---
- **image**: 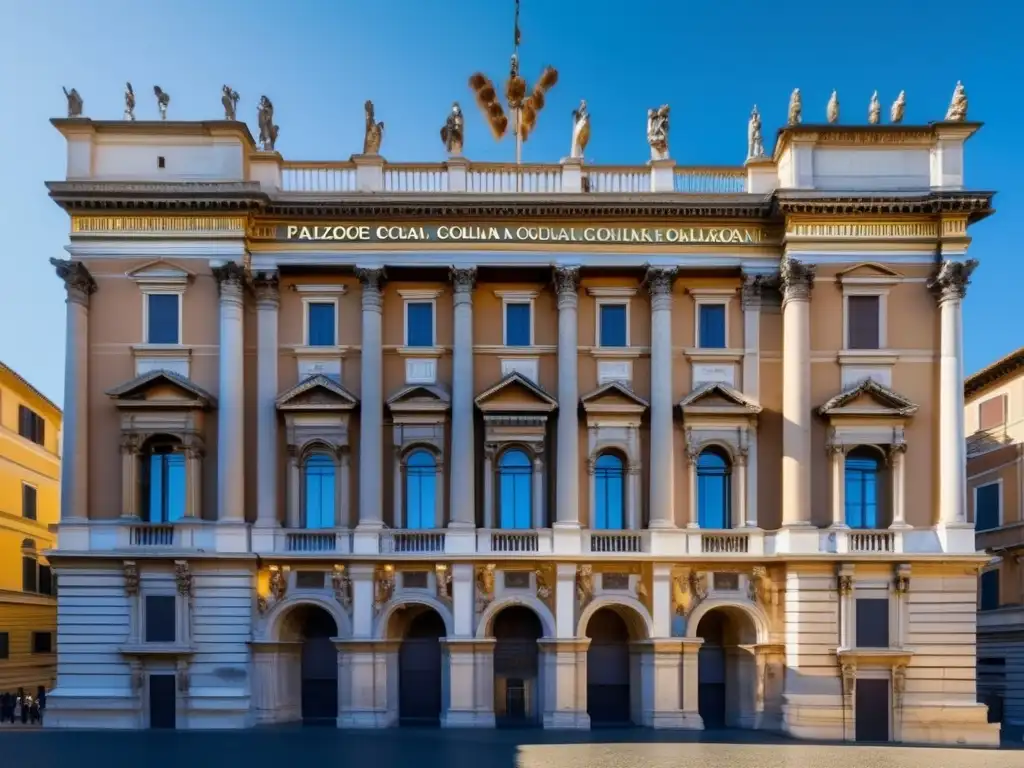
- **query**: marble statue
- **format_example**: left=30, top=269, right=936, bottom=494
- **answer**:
left=570, top=99, right=590, bottom=159
left=257, top=95, right=279, bottom=151
left=124, top=82, right=136, bottom=121
left=63, top=87, right=83, bottom=118
left=440, top=102, right=464, bottom=155
left=646, top=104, right=670, bottom=161
left=747, top=105, right=765, bottom=159
left=826, top=90, right=839, bottom=124
left=363, top=100, right=384, bottom=155
left=868, top=91, right=881, bottom=125
left=153, top=86, right=170, bottom=120
left=787, top=88, right=801, bottom=125
left=945, top=81, right=968, bottom=121
left=890, top=90, right=906, bottom=123
left=221, top=85, right=239, bottom=120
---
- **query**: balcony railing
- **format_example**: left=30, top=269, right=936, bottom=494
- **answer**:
left=380, top=530, right=446, bottom=554
left=699, top=531, right=751, bottom=555
left=129, top=524, right=174, bottom=548
left=587, top=531, right=646, bottom=554
left=846, top=530, right=897, bottom=553
left=285, top=531, right=348, bottom=553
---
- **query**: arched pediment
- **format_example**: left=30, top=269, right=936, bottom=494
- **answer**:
left=277, top=375, right=359, bottom=412
left=475, top=371, right=557, bottom=414
left=818, top=377, right=918, bottom=418
left=106, top=369, right=215, bottom=410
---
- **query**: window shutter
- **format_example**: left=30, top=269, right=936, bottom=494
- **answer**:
left=848, top=295, right=880, bottom=350
left=978, top=396, right=1007, bottom=431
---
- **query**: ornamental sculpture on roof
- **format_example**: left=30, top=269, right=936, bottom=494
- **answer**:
left=868, top=91, right=881, bottom=125
left=440, top=101, right=464, bottom=156
left=945, top=81, right=968, bottom=121
left=221, top=85, right=240, bottom=121
left=363, top=100, right=384, bottom=155
left=826, top=90, right=839, bottom=124
left=570, top=99, right=590, bottom=160
left=890, top=90, right=906, bottom=123
left=123, top=82, right=135, bottom=121
left=747, top=105, right=764, bottom=160
left=257, top=95, right=279, bottom=151
left=646, top=104, right=670, bottom=161
left=153, top=86, right=170, bottom=120
left=63, top=87, right=83, bottom=118
left=787, top=88, right=802, bottom=125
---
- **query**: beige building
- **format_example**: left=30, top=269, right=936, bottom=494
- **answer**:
left=42, top=86, right=997, bottom=744
left=966, top=347, right=1024, bottom=734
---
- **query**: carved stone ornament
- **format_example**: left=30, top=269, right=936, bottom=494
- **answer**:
left=476, top=564, right=496, bottom=613
left=570, top=99, right=590, bottom=160
left=689, top=571, right=708, bottom=605
left=893, top=663, right=907, bottom=697
left=363, top=100, right=385, bottom=155
left=894, top=564, right=911, bottom=594
left=778, top=255, right=815, bottom=302
left=123, top=560, right=140, bottom=596
left=741, top=273, right=765, bottom=308
left=868, top=91, right=881, bottom=125
left=684, top=427, right=700, bottom=466
left=212, top=262, right=248, bottom=296
left=890, top=91, right=906, bottom=124
left=535, top=566, right=552, bottom=601
left=153, top=85, right=170, bottom=120
left=51, top=258, right=97, bottom=305
left=221, top=85, right=240, bottom=121
left=826, top=90, right=839, bottom=124
left=124, top=81, right=136, bottom=121
left=450, top=266, right=477, bottom=294
left=440, top=102, right=464, bottom=155
left=645, top=266, right=677, bottom=296
left=746, top=105, right=765, bottom=160
left=63, top=86, right=84, bottom=118
left=253, top=272, right=280, bottom=306
left=837, top=574, right=853, bottom=596
left=928, top=259, right=978, bottom=303
left=332, top=566, right=352, bottom=610
left=373, top=567, right=395, bottom=614
left=841, top=662, right=856, bottom=697
left=174, top=560, right=193, bottom=598
left=748, top=566, right=770, bottom=607
left=787, top=88, right=802, bottom=126
left=257, top=95, right=279, bottom=151
left=435, top=564, right=452, bottom=601
left=646, top=104, right=670, bottom=162
left=634, top=577, right=650, bottom=610
left=576, top=564, right=594, bottom=609
left=671, top=572, right=690, bottom=616
left=269, top=567, right=287, bottom=602
left=945, top=81, right=968, bottom=122
left=553, top=266, right=580, bottom=296
left=356, top=267, right=387, bottom=310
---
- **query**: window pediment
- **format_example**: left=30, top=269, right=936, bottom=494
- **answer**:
left=581, top=381, right=648, bottom=416
left=387, top=384, right=451, bottom=415
left=276, top=375, right=358, bottom=412
left=126, top=260, right=194, bottom=287
left=818, top=378, right=918, bottom=419
left=835, top=261, right=903, bottom=285
left=679, top=382, right=761, bottom=417
left=475, top=371, right=557, bottom=414
left=107, top=369, right=215, bottom=410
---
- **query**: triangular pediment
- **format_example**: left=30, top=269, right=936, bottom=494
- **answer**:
left=107, top=369, right=215, bottom=409
left=679, top=382, right=761, bottom=415
left=126, top=259, right=194, bottom=284
left=276, top=375, right=358, bottom=411
left=581, top=381, right=649, bottom=413
left=387, top=384, right=451, bottom=413
left=475, top=371, right=557, bottom=413
left=836, top=262, right=903, bottom=282
left=818, top=378, right=918, bottom=417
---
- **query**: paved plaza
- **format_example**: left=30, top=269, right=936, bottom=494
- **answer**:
left=0, top=728, right=1020, bottom=768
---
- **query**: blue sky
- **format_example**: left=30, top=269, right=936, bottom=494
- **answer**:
left=1, top=0, right=1021, bottom=406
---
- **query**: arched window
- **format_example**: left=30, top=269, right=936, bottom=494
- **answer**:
left=406, top=449, right=437, bottom=529
left=498, top=449, right=533, bottom=529
left=845, top=446, right=881, bottom=529
left=697, top=447, right=732, bottom=529
left=304, top=452, right=336, bottom=529
left=594, top=452, right=625, bottom=530
left=142, top=436, right=186, bottom=523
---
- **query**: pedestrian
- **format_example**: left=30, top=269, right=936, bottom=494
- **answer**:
left=13, top=695, right=22, bottom=724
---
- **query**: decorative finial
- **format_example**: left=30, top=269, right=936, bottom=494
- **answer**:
left=221, top=85, right=240, bottom=121
left=890, top=90, right=906, bottom=124
left=787, top=88, right=802, bottom=125
left=826, top=90, right=840, bottom=124
left=440, top=102, right=465, bottom=156
left=257, top=95, right=279, bottom=151
left=747, top=105, right=765, bottom=160
left=153, top=86, right=170, bottom=120
left=570, top=99, right=590, bottom=159
left=363, top=100, right=384, bottom=155
left=868, top=91, right=881, bottom=125
left=646, top=105, right=670, bottom=161
left=945, top=81, right=968, bottom=121
left=124, top=82, right=135, bottom=121
left=62, top=87, right=83, bottom=118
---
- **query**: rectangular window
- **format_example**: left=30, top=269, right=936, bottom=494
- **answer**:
left=145, top=595, right=177, bottom=643
left=855, top=597, right=890, bottom=648
left=31, top=632, right=52, bottom=654
left=975, top=483, right=1000, bottom=532
left=22, top=483, right=37, bottom=520
left=146, top=293, right=180, bottom=344
left=406, top=302, right=434, bottom=347
left=698, top=304, right=727, bottom=348
left=598, top=303, right=627, bottom=347
left=980, top=569, right=1000, bottom=611
left=979, top=396, right=1007, bottom=431
left=23, top=557, right=38, bottom=593
left=306, top=301, right=336, bottom=347
left=38, top=564, right=53, bottom=596
left=0, top=632, right=8, bottom=659
left=18, top=405, right=45, bottom=446
left=504, top=302, right=532, bottom=347
left=847, top=295, right=881, bottom=350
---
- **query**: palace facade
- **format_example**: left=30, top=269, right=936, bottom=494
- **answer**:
left=42, top=98, right=998, bottom=744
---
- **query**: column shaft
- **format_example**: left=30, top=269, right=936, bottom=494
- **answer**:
left=214, top=264, right=247, bottom=521
left=255, top=274, right=280, bottom=527
left=779, top=256, right=814, bottom=526
left=647, top=268, right=677, bottom=528
left=356, top=268, right=385, bottom=527
left=449, top=268, right=476, bottom=527
left=554, top=267, right=581, bottom=527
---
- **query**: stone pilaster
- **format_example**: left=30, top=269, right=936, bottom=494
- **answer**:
left=554, top=267, right=581, bottom=528
left=254, top=273, right=280, bottom=528
left=741, top=274, right=763, bottom=528
left=449, top=268, right=476, bottom=528
left=646, top=267, right=677, bottom=528
left=779, top=255, right=814, bottom=526
left=356, top=268, right=386, bottom=528
left=52, top=258, right=96, bottom=522
left=213, top=263, right=247, bottom=522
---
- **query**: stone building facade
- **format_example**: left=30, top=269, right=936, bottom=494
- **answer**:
left=42, top=103, right=997, bottom=744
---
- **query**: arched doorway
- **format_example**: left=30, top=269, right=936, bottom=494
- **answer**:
left=281, top=604, right=339, bottom=725
left=695, top=607, right=758, bottom=729
left=394, top=607, right=446, bottom=725
left=493, top=606, right=542, bottom=727
left=585, top=608, right=632, bottom=726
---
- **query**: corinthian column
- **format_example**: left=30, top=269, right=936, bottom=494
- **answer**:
left=51, top=258, right=96, bottom=521
left=213, top=263, right=247, bottom=522
left=647, top=267, right=677, bottom=528
left=254, top=273, right=280, bottom=528
left=779, top=255, right=814, bottom=526
left=929, top=259, right=977, bottom=526
left=356, top=267, right=386, bottom=528
left=554, top=267, right=581, bottom=528
left=449, top=268, right=476, bottom=528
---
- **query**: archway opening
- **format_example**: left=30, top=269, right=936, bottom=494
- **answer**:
left=585, top=607, right=634, bottom=726
left=695, top=606, right=758, bottom=729
left=391, top=606, right=446, bottom=726
left=492, top=606, right=543, bottom=727
left=281, top=604, right=339, bottom=725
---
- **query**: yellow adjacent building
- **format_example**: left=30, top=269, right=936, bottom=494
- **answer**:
left=0, top=361, right=61, bottom=693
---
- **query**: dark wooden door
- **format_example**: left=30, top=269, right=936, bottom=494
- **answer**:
left=855, top=678, right=890, bottom=742
left=148, top=674, right=176, bottom=730
left=398, top=611, right=444, bottom=725
left=301, top=635, right=338, bottom=724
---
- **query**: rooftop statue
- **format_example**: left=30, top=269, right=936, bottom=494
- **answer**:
left=363, top=100, right=385, bottom=155
left=787, top=88, right=802, bottom=125
left=257, top=95, right=279, bottom=151
left=868, top=91, right=881, bottom=125
left=826, top=90, right=839, bottom=124
left=222, top=85, right=240, bottom=121
left=63, top=87, right=83, bottom=118
left=646, top=104, right=670, bottom=162
left=890, top=90, right=906, bottom=123
left=945, top=81, right=968, bottom=121
left=570, top=99, right=590, bottom=160
left=747, top=105, right=765, bottom=160
left=153, top=86, right=170, bottom=120
left=440, top=102, right=465, bottom=156
left=124, top=82, right=136, bottom=121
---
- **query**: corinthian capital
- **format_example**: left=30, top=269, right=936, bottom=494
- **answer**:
left=741, top=273, right=766, bottom=309
left=355, top=267, right=386, bottom=311
left=553, top=266, right=580, bottom=309
left=450, top=267, right=477, bottom=294
left=778, top=255, right=815, bottom=302
left=212, top=262, right=248, bottom=297
left=644, top=266, right=677, bottom=296
left=252, top=272, right=280, bottom=307
left=927, top=258, right=978, bottom=303
left=51, top=257, right=97, bottom=306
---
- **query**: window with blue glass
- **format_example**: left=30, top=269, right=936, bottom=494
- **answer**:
left=979, top=569, right=1000, bottom=611
left=498, top=449, right=533, bottom=529
left=406, top=449, right=437, bottom=529
left=594, top=453, right=625, bottom=529
left=504, top=302, right=532, bottom=346
left=307, top=302, right=336, bottom=347
left=697, top=447, right=732, bottom=528
left=406, top=301, right=434, bottom=347
left=143, top=438, right=186, bottom=523
left=698, top=304, right=727, bottom=348
left=598, top=303, right=627, bottom=347
left=146, top=293, right=180, bottom=344
left=844, top=446, right=881, bottom=529
left=975, top=483, right=1001, bottom=532
left=303, top=452, right=336, bottom=529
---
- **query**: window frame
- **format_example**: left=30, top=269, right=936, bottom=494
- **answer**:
left=854, top=597, right=891, bottom=649
left=143, top=593, right=179, bottom=644
left=596, top=299, right=630, bottom=348
left=18, top=405, right=45, bottom=446
left=978, top=395, right=1007, bottom=432
left=0, top=632, right=8, bottom=660
left=696, top=301, right=729, bottom=349
left=141, top=437, right=188, bottom=524
left=979, top=567, right=1000, bottom=611
left=696, top=445, right=733, bottom=529
left=301, top=296, right=340, bottom=348
left=142, top=289, right=184, bottom=346
left=404, top=447, right=439, bottom=530
left=401, top=292, right=439, bottom=348
left=593, top=451, right=625, bottom=530
left=495, top=290, right=537, bottom=348
left=973, top=480, right=1003, bottom=532
left=302, top=449, right=337, bottom=529
left=31, top=631, right=53, bottom=654
left=22, top=481, right=38, bottom=521
left=497, top=446, right=534, bottom=530
left=844, top=445, right=884, bottom=529
left=842, top=286, right=889, bottom=351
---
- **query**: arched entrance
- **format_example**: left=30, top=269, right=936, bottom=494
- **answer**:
left=393, top=606, right=446, bottom=725
left=493, top=606, right=543, bottom=727
left=280, top=604, right=339, bottom=725
left=585, top=608, right=632, bottom=725
left=695, top=606, right=758, bottom=729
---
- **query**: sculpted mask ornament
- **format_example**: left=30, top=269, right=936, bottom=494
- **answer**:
left=476, top=564, right=496, bottom=612
left=890, top=91, right=906, bottom=124
left=868, top=91, right=881, bottom=125
left=174, top=560, right=192, bottom=598
left=535, top=567, right=552, bottom=601
left=124, top=81, right=136, bottom=121
left=646, top=104, right=670, bottom=161
left=123, top=560, right=140, bottom=596
left=373, top=567, right=395, bottom=614
left=570, top=99, right=590, bottom=159
left=221, top=85, right=240, bottom=120
left=576, top=565, right=594, bottom=608
left=841, top=663, right=856, bottom=697
left=945, top=81, right=968, bottom=121
left=257, top=95, right=279, bottom=151
left=927, top=259, right=978, bottom=303
left=63, top=87, right=83, bottom=118
left=332, top=566, right=352, bottom=610
left=689, top=571, right=708, bottom=604
left=269, top=567, right=287, bottom=602
left=826, top=89, right=839, bottom=124
left=894, top=564, right=911, bottom=594
left=435, top=564, right=452, bottom=601
left=153, top=86, right=170, bottom=120
left=837, top=573, right=853, bottom=596
left=363, top=100, right=385, bottom=155
left=787, top=88, right=802, bottom=125
left=440, top=102, right=465, bottom=155
left=746, top=105, right=765, bottom=160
